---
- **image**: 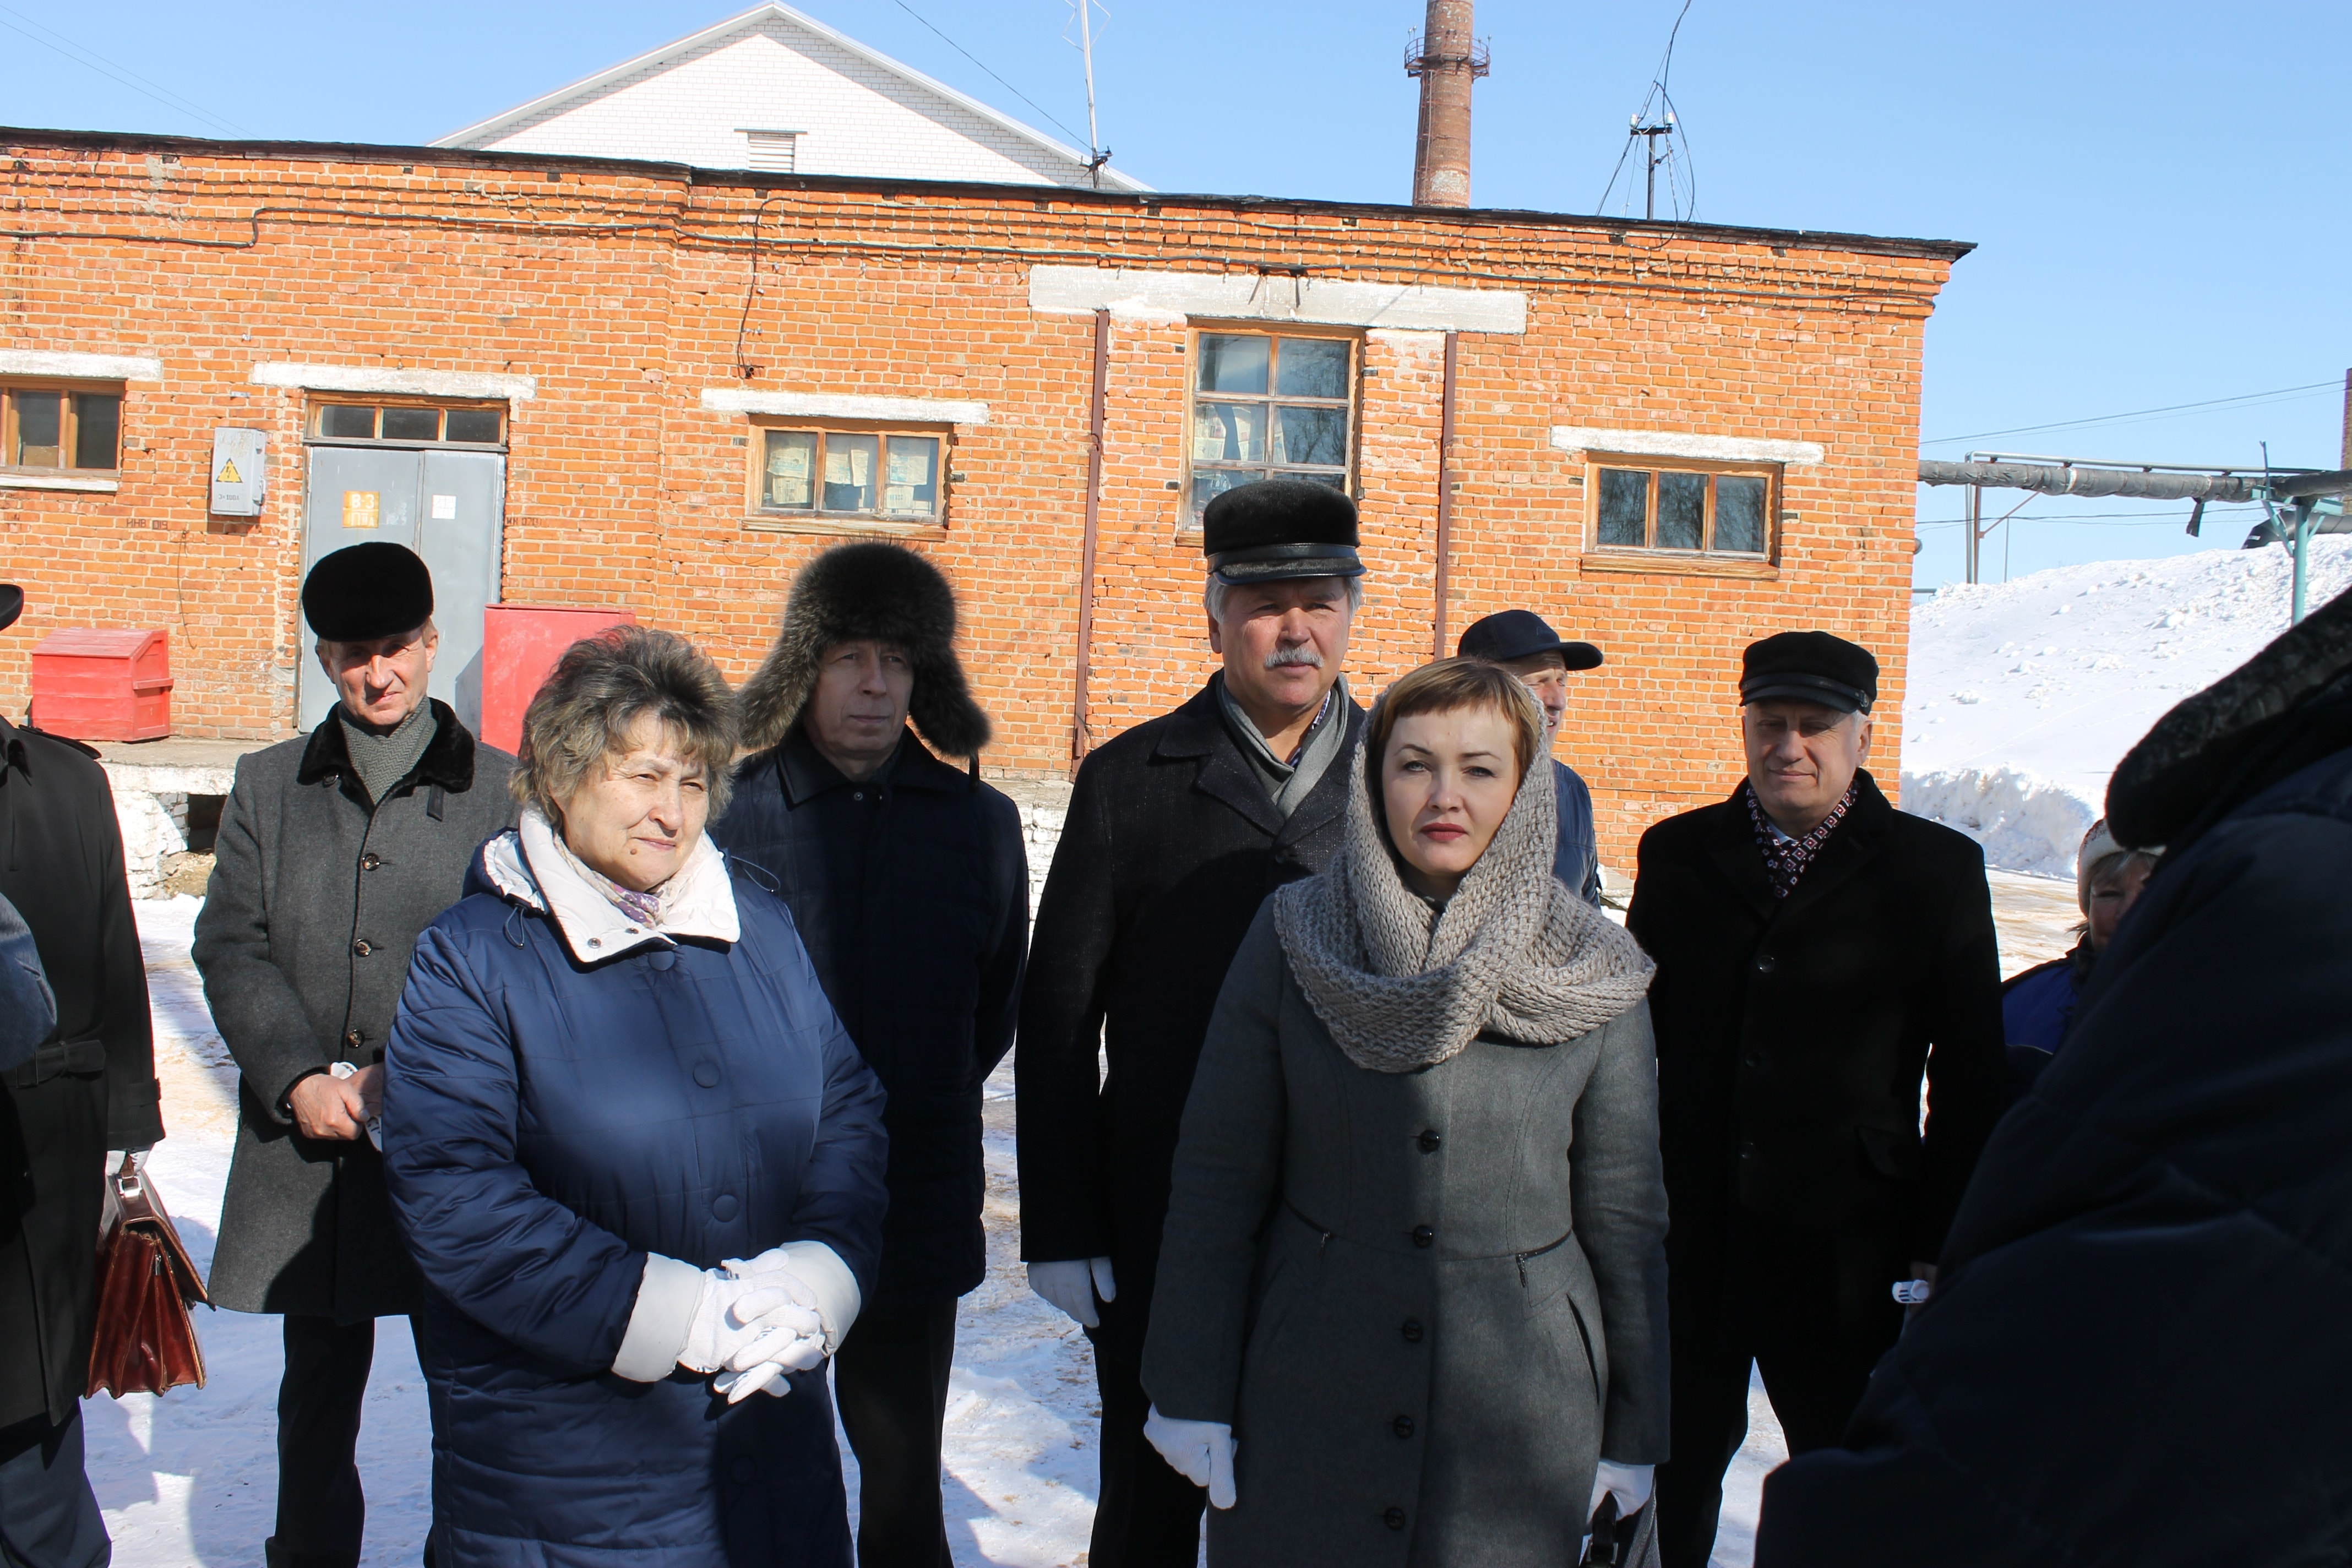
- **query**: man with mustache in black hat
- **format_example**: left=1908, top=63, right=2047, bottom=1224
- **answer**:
left=1017, top=479, right=1369, bottom=1567
left=193, top=543, right=515, bottom=1568
left=1457, top=608, right=1608, bottom=906
left=1625, top=630, right=2008, bottom=1568
left=0, top=582, right=162, bottom=1568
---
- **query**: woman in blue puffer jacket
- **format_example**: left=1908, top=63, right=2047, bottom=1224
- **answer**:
left=383, top=627, right=888, bottom=1568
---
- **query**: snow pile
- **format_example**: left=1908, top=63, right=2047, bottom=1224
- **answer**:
left=1902, top=539, right=2352, bottom=871
left=1898, top=765, right=2094, bottom=879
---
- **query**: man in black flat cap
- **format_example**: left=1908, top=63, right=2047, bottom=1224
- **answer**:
left=0, top=582, right=161, bottom=1568
left=1458, top=608, right=1608, bottom=906
left=1018, top=478, right=1368, bottom=1566
left=1624, top=630, right=2007, bottom=1568
left=194, top=543, right=515, bottom=1568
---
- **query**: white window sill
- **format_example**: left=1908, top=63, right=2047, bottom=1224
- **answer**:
left=1581, top=548, right=1779, bottom=580
left=743, top=514, right=944, bottom=539
left=0, top=471, right=118, bottom=493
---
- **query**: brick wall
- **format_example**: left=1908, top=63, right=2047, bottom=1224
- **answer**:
left=0, top=130, right=1958, bottom=866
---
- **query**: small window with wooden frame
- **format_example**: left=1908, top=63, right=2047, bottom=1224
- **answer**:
left=1583, top=455, right=1778, bottom=572
left=1185, top=328, right=1357, bottom=525
left=745, top=421, right=947, bottom=537
left=305, top=398, right=507, bottom=447
left=2, top=382, right=122, bottom=473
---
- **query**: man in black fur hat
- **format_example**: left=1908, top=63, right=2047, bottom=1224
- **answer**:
left=193, top=543, right=515, bottom=1568
left=714, top=542, right=1029, bottom=1568
left=0, top=581, right=161, bottom=1568
left=1627, top=630, right=2008, bottom=1568
left=1756, top=581, right=2352, bottom=1567
left=1017, top=478, right=1369, bottom=1566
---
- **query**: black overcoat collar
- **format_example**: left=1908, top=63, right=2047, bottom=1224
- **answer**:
left=1702, top=769, right=1894, bottom=928
left=776, top=723, right=967, bottom=809
left=1152, top=678, right=1366, bottom=845
left=296, top=698, right=478, bottom=798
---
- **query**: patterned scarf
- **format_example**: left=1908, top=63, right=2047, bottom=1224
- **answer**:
left=545, top=820, right=665, bottom=925
left=1744, top=780, right=1856, bottom=899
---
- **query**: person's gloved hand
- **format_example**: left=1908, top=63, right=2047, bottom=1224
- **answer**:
left=1027, top=1256, right=1116, bottom=1328
left=1143, top=1404, right=1237, bottom=1510
left=677, top=1270, right=821, bottom=1378
left=1588, top=1460, right=1653, bottom=1520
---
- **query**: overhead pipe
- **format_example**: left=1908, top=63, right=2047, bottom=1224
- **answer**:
left=1918, top=459, right=2263, bottom=502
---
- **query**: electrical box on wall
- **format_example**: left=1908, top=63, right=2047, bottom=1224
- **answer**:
left=210, top=427, right=266, bottom=516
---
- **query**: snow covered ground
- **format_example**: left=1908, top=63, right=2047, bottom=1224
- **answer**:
left=1901, top=538, right=2352, bottom=874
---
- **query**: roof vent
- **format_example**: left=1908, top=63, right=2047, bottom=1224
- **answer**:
left=739, top=129, right=802, bottom=173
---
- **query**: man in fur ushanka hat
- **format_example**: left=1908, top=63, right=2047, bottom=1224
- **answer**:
left=711, top=542, right=1028, bottom=1568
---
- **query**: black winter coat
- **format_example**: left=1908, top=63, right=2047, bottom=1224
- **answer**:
left=712, top=727, right=1028, bottom=1315
left=0, top=717, right=162, bottom=1427
left=194, top=703, right=515, bottom=1321
left=1016, top=678, right=1365, bottom=1366
left=1756, top=649, right=2352, bottom=1567
left=1626, top=771, right=2008, bottom=1282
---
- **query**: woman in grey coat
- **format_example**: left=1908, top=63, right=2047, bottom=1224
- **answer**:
left=1141, top=657, right=1670, bottom=1566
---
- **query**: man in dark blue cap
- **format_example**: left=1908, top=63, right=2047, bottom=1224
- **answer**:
left=1458, top=608, right=1607, bottom=906
left=194, top=543, right=515, bottom=1568
left=1018, top=478, right=1368, bottom=1566
left=1625, top=630, right=2008, bottom=1568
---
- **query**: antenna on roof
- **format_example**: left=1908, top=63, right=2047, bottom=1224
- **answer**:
left=1066, top=0, right=1114, bottom=187
left=1596, top=0, right=1696, bottom=221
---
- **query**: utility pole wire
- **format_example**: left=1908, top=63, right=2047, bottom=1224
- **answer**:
left=1924, top=380, right=2343, bottom=446
left=890, top=0, right=1095, bottom=153
left=0, top=3, right=246, bottom=136
left=1596, top=0, right=1696, bottom=220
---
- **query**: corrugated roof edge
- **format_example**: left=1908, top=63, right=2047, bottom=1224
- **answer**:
left=0, top=126, right=1975, bottom=262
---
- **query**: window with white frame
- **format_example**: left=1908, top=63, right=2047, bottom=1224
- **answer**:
left=1186, top=330, right=1354, bottom=523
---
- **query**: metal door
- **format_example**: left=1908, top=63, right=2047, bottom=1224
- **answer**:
left=298, top=446, right=504, bottom=732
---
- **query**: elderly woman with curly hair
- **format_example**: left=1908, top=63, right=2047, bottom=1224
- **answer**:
left=382, top=626, right=888, bottom=1568
left=1141, top=657, right=1670, bottom=1566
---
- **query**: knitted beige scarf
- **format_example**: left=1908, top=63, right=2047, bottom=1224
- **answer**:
left=1272, top=728, right=1656, bottom=1074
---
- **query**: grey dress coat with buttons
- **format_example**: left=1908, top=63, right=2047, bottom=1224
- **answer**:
left=193, top=702, right=515, bottom=1320
left=1142, top=903, right=1671, bottom=1567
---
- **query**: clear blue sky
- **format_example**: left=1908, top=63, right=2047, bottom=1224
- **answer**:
left=9, top=1, right=2345, bottom=587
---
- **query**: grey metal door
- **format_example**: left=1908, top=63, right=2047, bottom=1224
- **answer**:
left=298, top=446, right=504, bottom=732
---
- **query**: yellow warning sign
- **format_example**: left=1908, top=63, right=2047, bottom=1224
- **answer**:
left=342, top=491, right=380, bottom=530
left=215, top=458, right=242, bottom=485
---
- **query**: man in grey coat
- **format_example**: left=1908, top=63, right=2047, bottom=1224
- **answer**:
left=193, top=543, right=515, bottom=1568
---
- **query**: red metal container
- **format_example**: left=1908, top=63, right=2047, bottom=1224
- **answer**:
left=30, top=629, right=172, bottom=742
left=481, top=605, right=638, bottom=755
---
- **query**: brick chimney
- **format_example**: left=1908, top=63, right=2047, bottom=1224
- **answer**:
left=1408, top=0, right=1487, bottom=207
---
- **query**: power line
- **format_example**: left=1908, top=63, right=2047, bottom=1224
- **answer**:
left=1923, top=380, right=2341, bottom=447
left=0, top=4, right=245, bottom=136
left=890, top=0, right=1093, bottom=151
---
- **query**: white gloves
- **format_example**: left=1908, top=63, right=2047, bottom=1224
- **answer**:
left=611, top=1242, right=861, bottom=1401
left=1144, top=1404, right=1237, bottom=1509
left=1028, top=1256, right=1116, bottom=1327
left=1588, top=1460, right=1654, bottom=1520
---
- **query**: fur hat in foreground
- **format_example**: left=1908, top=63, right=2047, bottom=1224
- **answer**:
left=737, top=542, right=992, bottom=758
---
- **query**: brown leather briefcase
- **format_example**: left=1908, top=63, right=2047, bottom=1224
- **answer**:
left=87, top=1154, right=208, bottom=1399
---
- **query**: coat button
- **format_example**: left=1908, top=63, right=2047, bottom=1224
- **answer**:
left=344, top=1030, right=364, bottom=1050
left=1743, top=1051, right=1762, bottom=1068
left=1391, top=1415, right=1414, bottom=1439
left=711, top=1194, right=739, bottom=1221
left=361, top=852, right=381, bottom=871
left=1740, top=1140, right=1757, bottom=1161
left=1415, top=1129, right=1441, bottom=1153
left=351, top=939, right=372, bottom=957
left=1411, top=1225, right=1434, bottom=1249
left=694, top=1061, right=720, bottom=1088
left=1754, top=954, right=1778, bottom=974
left=647, top=950, right=677, bottom=972
left=1400, top=1319, right=1424, bottom=1343
left=1384, top=1506, right=1407, bottom=1531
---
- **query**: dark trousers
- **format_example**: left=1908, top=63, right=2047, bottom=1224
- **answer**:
left=1087, top=1346, right=1204, bottom=1568
left=834, top=1299, right=956, bottom=1568
left=0, top=1411, right=108, bottom=1568
left=268, top=1315, right=376, bottom=1568
left=1655, top=1213, right=1905, bottom=1568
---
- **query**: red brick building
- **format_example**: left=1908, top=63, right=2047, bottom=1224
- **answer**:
left=0, top=127, right=1964, bottom=864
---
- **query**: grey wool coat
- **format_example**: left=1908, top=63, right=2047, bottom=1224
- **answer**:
left=193, top=701, right=515, bottom=1321
left=1144, top=904, right=1671, bottom=1568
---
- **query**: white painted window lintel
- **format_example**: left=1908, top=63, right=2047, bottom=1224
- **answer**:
left=250, top=364, right=538, bottom=400
left=1550, top=427, right=1826, bottom=465
left=700, top=388, right=990, bottom=426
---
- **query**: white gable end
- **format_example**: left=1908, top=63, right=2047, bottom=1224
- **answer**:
left=438, top=6, right=1144, bottom=191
